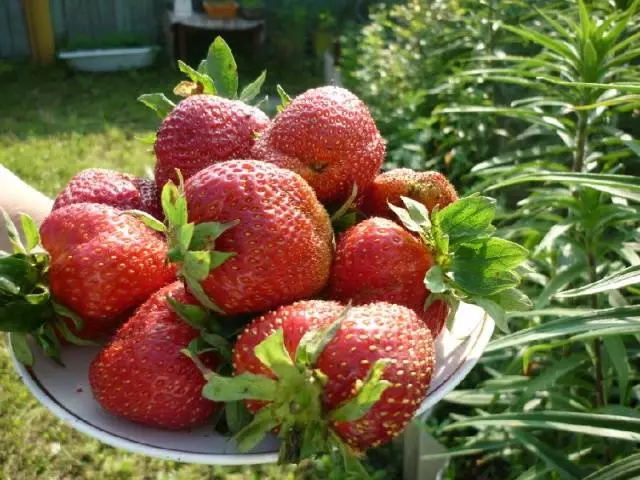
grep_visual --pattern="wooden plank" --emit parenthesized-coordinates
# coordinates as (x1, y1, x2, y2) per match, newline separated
(5, 0, 30, 57)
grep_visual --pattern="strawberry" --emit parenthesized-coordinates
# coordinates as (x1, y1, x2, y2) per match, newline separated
(161, 160, 333, 316)
(89, 282, 220, 429)
(153, 95, 270, 190)
(361, 169, 458, 221)
(196, 300, 433, 464)
(39, 203, 176, 339)
(252, 86, 385, 205)
(52, 168, 162, 219)
(328, 217, 449, 337)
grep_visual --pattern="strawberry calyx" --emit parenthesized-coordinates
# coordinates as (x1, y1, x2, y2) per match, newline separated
(330, 184, 361, 234)
(190, 307, 390, 474)
(138, 36, 267, 120)
(126, 171, 238, 314)
(0, 210, 94, 366)
(389, 194, 532, 333)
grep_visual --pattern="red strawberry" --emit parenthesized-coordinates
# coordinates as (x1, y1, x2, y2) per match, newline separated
(154, 95, 270, 190)
(90, 282, 219, 429)
(328, 217, 449, 337)
(204, 300, 433, 458)
(361, 169, 458, 220)
(53, 168, 162, 219)
(252, 86, 385, 205)
(40, 203, 176, 338)
(181, 160, 333, 315)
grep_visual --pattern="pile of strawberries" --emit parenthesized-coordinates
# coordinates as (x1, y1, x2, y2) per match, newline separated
(1, 38, 528, 470)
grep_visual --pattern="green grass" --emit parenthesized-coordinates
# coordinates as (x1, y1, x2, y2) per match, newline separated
(0, 62, 318, 479)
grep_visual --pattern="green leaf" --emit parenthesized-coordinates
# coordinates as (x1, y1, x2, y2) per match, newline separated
(0, 276, 19, 295)
(583, 452, 640, 480)
(328, 359, 391, 421)
(176, 223, 194, 251)
(54, 319, 96, 346)
(399, 196, 432, 229)
(183, 251, 211, 281)
(603, 336, 630, 404)
(0, 256, 38, 293)
(330, 184, 359, 223)
(254, 329, 296, 379)
(424, 266, 447, 294)
(435, 195, 496, 245)
(535, 263, 586, 309)
(225, 400, 253, 435)
(295, 306, 350, 368)
(388, 202, 424, 234)
(10, 332, 33, 366)
(0, 300, 52, 332)
(206, 37, 238, 99)
(443, 411, 640, 442)
(474, 297, 508, 333)
(239, 70, 266, 102)
(166, 296, 209, 329)
(201, 372, 278, 402)
(519, 354, 588, 404)
(190, 220, 238, 250)
(420, 440, 516, 460)
(160, 181, 188, 225)
(122, 209, 166, 232)
(235, 407, 279, 452)
(489, 288, 532, 312)
(501, 24, 579, 63)
(19, 214, 39, 252)
(200, 331, 232, 363)
(137, 93, 175, 119)
(511, 429, 584, 480)
(556, 264, 640, 298)
(51, 302, 84, 331)
(183, 276, 225, 314)
(210, 251, 235, 269)
(276, 84, 291, 109)
(1, 209, 26, 255)
(177, 59, 215, 94)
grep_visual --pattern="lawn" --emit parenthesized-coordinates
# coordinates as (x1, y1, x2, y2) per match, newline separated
(0, 62, 317, 480)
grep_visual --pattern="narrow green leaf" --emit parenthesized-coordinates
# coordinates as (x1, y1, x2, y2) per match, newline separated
(201, 372, 278, 402)
(0, 300, 52, 332)
(435, 195, 496, 244)
(183, 276, 225, 314)
(511, 429, 583, 480)
(603, 336, 630, 404)
(583, 452, 640, 480)
(330, 184, 358, 223)
(556, 264, 640, 298)
(177, 59, 215, 94)
(235, 407, 279, 452)
(239, 70, 267, 102)
(190, 220, 239, 250)
(388, 203, 423, 234)
(420, 440, 516, 460)
(176, 223, 194, 251)
(55, 319, 96, 346)
(19, 214, 39, 252)
(122, 209, 166, 232)
(51, 302, 84, 331)
(501, 24, 579, 63)
(254, 329, 296, 379)
(183, 251, 211, 281)
(399, 196, 432, 229)
(10, 332, 33, 366)
(160, 181, 188, 225)
(425, 266, 447, 294)
(166, 296, 209, 329)
(0, 276, 19, 295)
(206, 37, 238, 99)
(475, 297, 508, 333)
(489, 288, 532, 312)
(328, 359, 391, 421)
(519, 354, 588, 404)
(200, 331, 232, 362)
(277, 84, 291, 108)
(535, 263, 586, 309)
(225, 400, 253, 435)
(295, 306, 350, 368)
(137, 93, 175, 119)
(1, 209, 26, 254)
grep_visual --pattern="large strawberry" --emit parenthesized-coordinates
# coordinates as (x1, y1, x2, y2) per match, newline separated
(252, 86, 385, 205)
(328, 217, 449, 337)
(331, 195, 532, 336)
(53, 168, 162, 219)
(195, 300, 434, 465)
(157, 160, 333, 316)
(90, 282, 220, 429)
(153, 95, 269, 190)
(361, 169, 458, 220)
(40, 203, 176, 339)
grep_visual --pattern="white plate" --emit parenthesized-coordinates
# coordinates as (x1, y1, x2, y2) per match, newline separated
(10, 303, 494, 465)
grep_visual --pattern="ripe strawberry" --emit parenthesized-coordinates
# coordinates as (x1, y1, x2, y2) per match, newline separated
(202, 300, 433, 460)
(40, 203, 176, 338)
(252, 86, 385, 205)
(90, 282, 219, 429)
(52, 168, 162, 219)
(154, 95, 270, 190)
(328, 217, 449, 337)
(180, 160, 333, 315)
(361, 169, 458, 220)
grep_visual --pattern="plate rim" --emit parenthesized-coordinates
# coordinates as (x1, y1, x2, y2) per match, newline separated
(9, 309, 495, 465)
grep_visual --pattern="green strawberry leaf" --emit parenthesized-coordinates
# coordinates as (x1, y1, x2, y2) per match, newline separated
(10, 332, 33, 366)
(166, 296, 209, 329)
(35, 325, 62, 365)
(474, 297, 509, 333)
(190, 220, 238, 250)
(160, 180, 188, 226)
(424, 265, 448, 294)
(0, 300, 52, 332)
(197, 59, 208, 74)
(201, 372, 279, 402)
(225, 400, 253, 435)
(122, 209, 166, 232)
(137, 93, 175, 119)
(19, 214, 39, 252)
(178, 59, 216, 94)
(434, 195, 496, 246)
(388, 202, 423, 234)
(299, 420, 329, 460)
(328, 359, 391, 421)
(235, 407, 279, 452)
(240, 70, 267, 103)
(295, 305, 350, 368)
(1, 209, 26, 255)
(183, 251, 211, 281)
(184, 276, 225, 314)
(210, 251, 235, 269)
(51, 301, 84, 331)
(490, 288, 533, 312)
(254, 328, 297, 379)
(176, 223, 195, 252)
(54, 319, 96, 346)
(200, 331, 232, 362)
(0, 276, 19, 295)
(207, 37, 238, 99)
(399, 196, 431, 230)
(0, 256, 38, 293)
(277, 84, 291, 110)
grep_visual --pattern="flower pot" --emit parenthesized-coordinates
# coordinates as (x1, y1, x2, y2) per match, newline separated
(57, 47, 157, 72)
(203, 1, 238, 18)
(239, 6, 264, 20)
